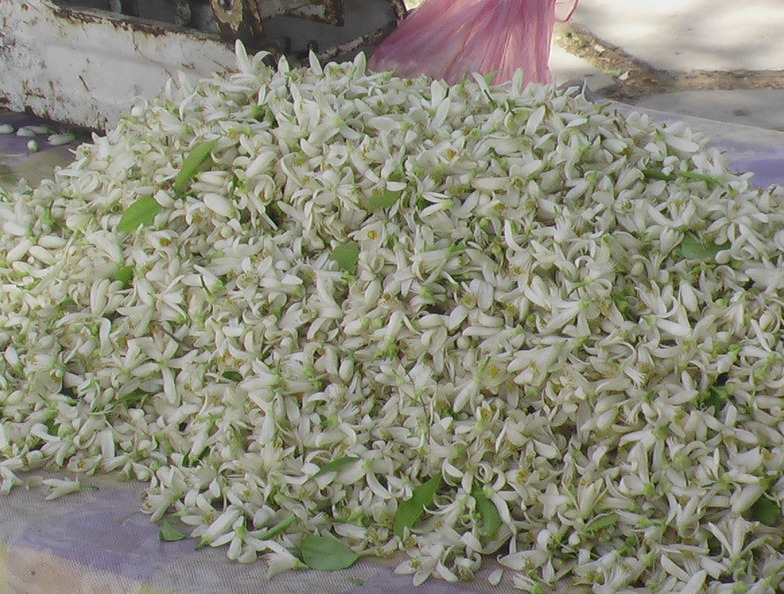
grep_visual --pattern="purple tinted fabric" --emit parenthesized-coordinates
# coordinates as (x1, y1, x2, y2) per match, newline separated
(715, 140, 784, 188)
(12, 487, 195, 581)
(369, 0, 580, 85)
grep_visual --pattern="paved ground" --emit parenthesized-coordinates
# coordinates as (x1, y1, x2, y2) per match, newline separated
(550, 0, 784, 131)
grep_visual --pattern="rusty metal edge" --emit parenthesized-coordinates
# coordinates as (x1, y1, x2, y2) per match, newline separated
(0, 0, 406, 130)
(49, 2, 226, 41)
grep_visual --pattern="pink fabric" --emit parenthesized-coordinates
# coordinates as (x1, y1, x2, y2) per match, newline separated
(555, 0, 580, 20)
(369, 0, 580, 85)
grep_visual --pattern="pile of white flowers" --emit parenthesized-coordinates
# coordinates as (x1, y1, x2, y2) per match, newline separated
(2, 44, 784, 592)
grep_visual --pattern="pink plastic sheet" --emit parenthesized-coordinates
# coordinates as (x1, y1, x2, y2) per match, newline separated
(368, 0, 580, 85)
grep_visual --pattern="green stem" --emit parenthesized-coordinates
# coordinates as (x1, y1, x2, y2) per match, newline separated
(256, 514, 297, 539)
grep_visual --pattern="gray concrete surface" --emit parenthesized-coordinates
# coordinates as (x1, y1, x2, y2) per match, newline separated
(555, 0, 784, 132)
(570, 0, 784, 72)
(551, 44, 616, 91)
(635, 89, 784, 132)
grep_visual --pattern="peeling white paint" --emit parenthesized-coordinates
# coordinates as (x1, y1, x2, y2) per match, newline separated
(0, 1, 238, 129)
(0, 0, 402, 130)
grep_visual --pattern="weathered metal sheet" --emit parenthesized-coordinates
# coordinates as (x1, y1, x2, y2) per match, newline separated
(0, 1, 238, 130)
(209, 0, 265, 41)
(259, 0, 345, 26)
(0, 0, 404, 130)
(210, 0, 347, 36)
(258, 0, 404, 57)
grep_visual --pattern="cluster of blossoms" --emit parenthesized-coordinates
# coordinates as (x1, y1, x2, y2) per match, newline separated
(2, 44, 784, 592)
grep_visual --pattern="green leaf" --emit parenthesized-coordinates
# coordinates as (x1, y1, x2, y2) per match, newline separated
(117, 387, 152, 407)
(395, 500, 424, 537)
(249, 104, 266, 121)
(312, 456, 361, 479)
(747, 495, 781, 525)
(331, 241, 359, 274)
(678, 170, 722, 186)
(394, 472, 442, 537)
(642, 168, 722, 186)
(182, 448, 207, 468)
(641, 168, 676, 181)
(255, 514, 297, 540)
(367, 188, 403, 211)
(174, 138, 220, 197)
(44, 418, 59, 437)
(117, 197, 163, 232)
(473, 489, 502, 538)
(221, 370, 243, 381)
(113, 265, 134, 285)
(299, 534, 360, 571)
(159, 518, 187, 541)
(585, 512, 619, 534)
(679, 233, 730, 261)
(700, 384, 730, 412)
